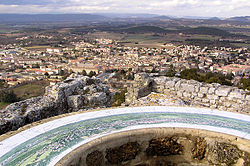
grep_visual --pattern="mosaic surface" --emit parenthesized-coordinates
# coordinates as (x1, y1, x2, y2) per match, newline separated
(0, 106, 249, 166)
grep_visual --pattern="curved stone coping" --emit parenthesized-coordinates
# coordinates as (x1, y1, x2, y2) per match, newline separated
(0, 106, 249, 166)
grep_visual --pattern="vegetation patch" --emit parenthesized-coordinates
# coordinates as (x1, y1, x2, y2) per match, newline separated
(192, 137, 207, 160)
(86, 150, 104, 166)
(146, 137, 183, 156)
(111, 88, 127, 106)
(0, 102, 11, 109)
(12, 80, 49, 100)
(180, 68, 232, 86)
(208, 142, 241, 165)
(105, 142, 140, 164)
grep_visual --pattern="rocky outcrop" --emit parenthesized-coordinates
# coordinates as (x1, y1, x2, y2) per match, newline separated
(126, 73, 250, 114)
(125, 73, 153, 104)
(0, 74, 112, 135)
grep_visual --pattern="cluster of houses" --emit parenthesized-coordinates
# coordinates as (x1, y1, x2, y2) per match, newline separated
(0, 39, 249, 87)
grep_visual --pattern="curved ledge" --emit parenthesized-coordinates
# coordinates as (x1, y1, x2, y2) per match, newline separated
(0, 106, 249, 166)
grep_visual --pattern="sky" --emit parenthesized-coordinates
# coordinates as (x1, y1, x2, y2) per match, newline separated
(0, 0, 249, 18)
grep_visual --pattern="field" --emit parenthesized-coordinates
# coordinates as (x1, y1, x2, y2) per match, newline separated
(117, 33, 225, 48)
(0, 102, 11, 109)
(23, 45, 51, 51)
(12, 80, 49, 100)
(84, 32, 125, 40)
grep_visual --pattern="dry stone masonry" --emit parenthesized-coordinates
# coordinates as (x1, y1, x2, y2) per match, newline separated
(126, 73, 250, 114)
(0, 74, 112, 135)
(1, 72, 249, 135)
(59, 128, 250, 166)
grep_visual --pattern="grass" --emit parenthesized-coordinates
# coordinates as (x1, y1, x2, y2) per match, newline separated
(186, 34, 220, 40)
(120, 34, 170, 48)
(23, 45, 50, 51)
(84, 32, 125, 40)
(12, 80, 49, 100)
(0, 102, 11, 109)
(233, 43, 250, 48)
(122, 34, 164, 42)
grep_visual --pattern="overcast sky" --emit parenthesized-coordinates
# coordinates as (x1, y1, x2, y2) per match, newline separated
(0, 0, 249, 17)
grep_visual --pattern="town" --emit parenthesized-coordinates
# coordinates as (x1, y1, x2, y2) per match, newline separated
(1, 36, 249, 88)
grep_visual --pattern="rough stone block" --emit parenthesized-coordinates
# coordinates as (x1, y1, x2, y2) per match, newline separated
(67, 95, 84, 109)
(175, 81, 181, 90)
(218, 106, 227, 111)
(223, 102, 232, 108)
(177, 91, 183, 97)
(181, 83, 195, 93)
(202, 98, 210, 103)
(198, 93, 205, 98)
(246, 95, 250, 100)
(208, 87, 216, 95)
(210, 105, 217, 109)
(215, 86, 232, 97)
(165, 80, 176, 88)
(207, 95, 219, 100)
(194, 85, 201, 93)
(210, 100, 216, 105)
(154, 76, 167, 85)
(228, 90, 246, 100)
(199, 87, 209, 94)
(183, 92, 192, 98)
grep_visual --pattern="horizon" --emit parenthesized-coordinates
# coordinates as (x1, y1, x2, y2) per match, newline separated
(0, 13, 249, 19)
(0, 0, 249, 18)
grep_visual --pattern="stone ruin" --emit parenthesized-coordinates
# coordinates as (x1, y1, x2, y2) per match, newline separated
(0, 72, 249, 135)
(126, 73, 250, 114)
(0, 74, 112, 135)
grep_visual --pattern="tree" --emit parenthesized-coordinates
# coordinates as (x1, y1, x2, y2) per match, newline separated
(151, 67, 157, 73)
(0, 90, 19, 103)
(111, 88, 127, 106)
(226, 73, 234, 80)
(0, 80, 6, 89)
(180, 68, 199, 80)
(127, 73, 134, 80)
(88, 71, 96, 77)
(59, 69, 65, 76)
(32, 63, 40, 68)
(44, 72, 49, 77)
(239, 78, 250, 91)
(166, 64, 176, 77)
(81, 70, 87, 76)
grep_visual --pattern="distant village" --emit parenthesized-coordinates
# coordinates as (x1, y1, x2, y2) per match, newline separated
(0, 37, 249, 88)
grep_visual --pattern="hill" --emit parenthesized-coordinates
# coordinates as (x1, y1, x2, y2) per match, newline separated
(119, 26, 231, 37)
(180, 27, 231, 37)
(0, 14, 107, 23)
(153, 15, 172, 20)
(226, 16, 250, 22)
(121, 26, 167, 33)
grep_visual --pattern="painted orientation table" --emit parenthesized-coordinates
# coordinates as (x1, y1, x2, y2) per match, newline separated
(0, 106, 249, 166)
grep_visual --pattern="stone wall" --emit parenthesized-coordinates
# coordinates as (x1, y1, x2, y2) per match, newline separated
(126, 73, 250, 114)
(0, 74, 112, 135)
(57, 128, 250, 166)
